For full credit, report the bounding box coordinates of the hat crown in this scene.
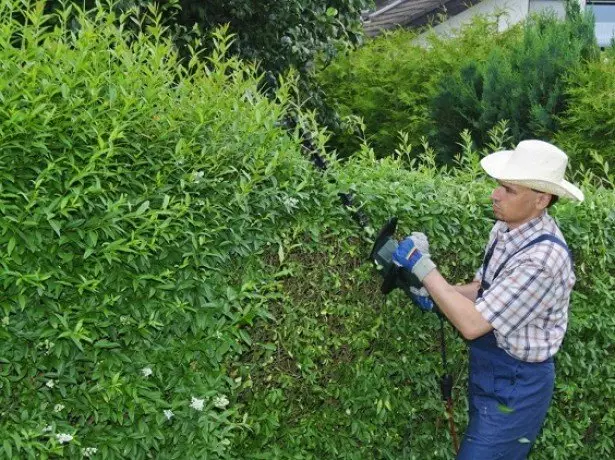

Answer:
[507,140,568,182]
[480,139,584,201]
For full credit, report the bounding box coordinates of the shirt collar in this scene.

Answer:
[495,212,549,251]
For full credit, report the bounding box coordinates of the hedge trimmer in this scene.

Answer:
[286,116,459,454]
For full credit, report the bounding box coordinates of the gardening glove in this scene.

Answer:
[409,232,430,256]
[392,234,437,282]
[407,232,435,312]
[408,285,435,312]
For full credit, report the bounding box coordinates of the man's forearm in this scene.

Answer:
[454,280,480,301]
[422,270,492,340]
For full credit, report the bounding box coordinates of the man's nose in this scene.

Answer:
[491,186,503,201]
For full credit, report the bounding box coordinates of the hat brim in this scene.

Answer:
[481,151,584,201]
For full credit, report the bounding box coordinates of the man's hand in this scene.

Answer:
[393,236,437,282]
[409,285,434,312]
[409,232,430,255]
[394,232,436,312]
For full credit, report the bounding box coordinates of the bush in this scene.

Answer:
[319,4,599,163]
[232,139,615,459]
[0,2,327,458]
[317,15,521,159]
[429,5,598,160]
[555,49,615,184]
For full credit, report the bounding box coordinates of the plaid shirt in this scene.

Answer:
[474,212,576,362]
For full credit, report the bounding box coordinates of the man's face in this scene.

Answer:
[490,181,548,229]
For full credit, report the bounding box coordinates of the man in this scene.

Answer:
[393,140,584,459]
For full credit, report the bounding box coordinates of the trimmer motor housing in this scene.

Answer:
[370,217,424,297]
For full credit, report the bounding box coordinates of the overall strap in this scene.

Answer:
[479,234,571,296]
[492,234,571,282]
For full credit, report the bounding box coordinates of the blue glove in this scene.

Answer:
[393,237,437,282]
[409,285,435,312]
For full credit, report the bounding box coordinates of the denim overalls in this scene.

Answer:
[457,235,571,460]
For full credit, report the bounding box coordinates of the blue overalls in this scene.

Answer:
[457,235,571,460]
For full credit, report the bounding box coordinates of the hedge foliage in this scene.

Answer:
[231,140,615,459]
[43,0,370,77]
[2,2,615,459]
[430,5,598,160]
[0,2,327,458]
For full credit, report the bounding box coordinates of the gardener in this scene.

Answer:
[393,140,584,459]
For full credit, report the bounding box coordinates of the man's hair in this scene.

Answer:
[547,195,559,208]
[532,189,559,208]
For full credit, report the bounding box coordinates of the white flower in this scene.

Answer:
[42,425,53,433]
[54,404,65,412]
[56,433,73,444]
[82,447,98,457]
[213,395,229,409]
[163,409,174,420]
[46,380,55,388]
[190,397,205,411]
[141,367,153,378]
[346,408,351,415]
[192,171,204,183]
[283,196,299,210]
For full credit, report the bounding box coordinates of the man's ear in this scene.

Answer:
[535,192,552,210]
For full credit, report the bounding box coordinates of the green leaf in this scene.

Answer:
[238,329,252,345]
[7,237,16,256]
[49,219,61,237]
[277,244,285,264]
[3,440,12,458]
[94,340,121,349]
[498,404,515,414]
[136,201,150,215]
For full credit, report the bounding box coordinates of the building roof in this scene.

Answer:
[363,0,484,36]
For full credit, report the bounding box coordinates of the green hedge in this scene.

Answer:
[319,6,602,166]
[429,6,598,160]
[0,3,326,458]
[1,2,614,459]
[232,145,615,459]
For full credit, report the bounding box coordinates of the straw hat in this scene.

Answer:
[480,140,584,201]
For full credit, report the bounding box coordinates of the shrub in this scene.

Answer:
[555,50,615,184]
[2,2,614,459]
[317,15,521,159]
[429,5,598,160]
[0,2,327,458]
[232,139,615,459]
